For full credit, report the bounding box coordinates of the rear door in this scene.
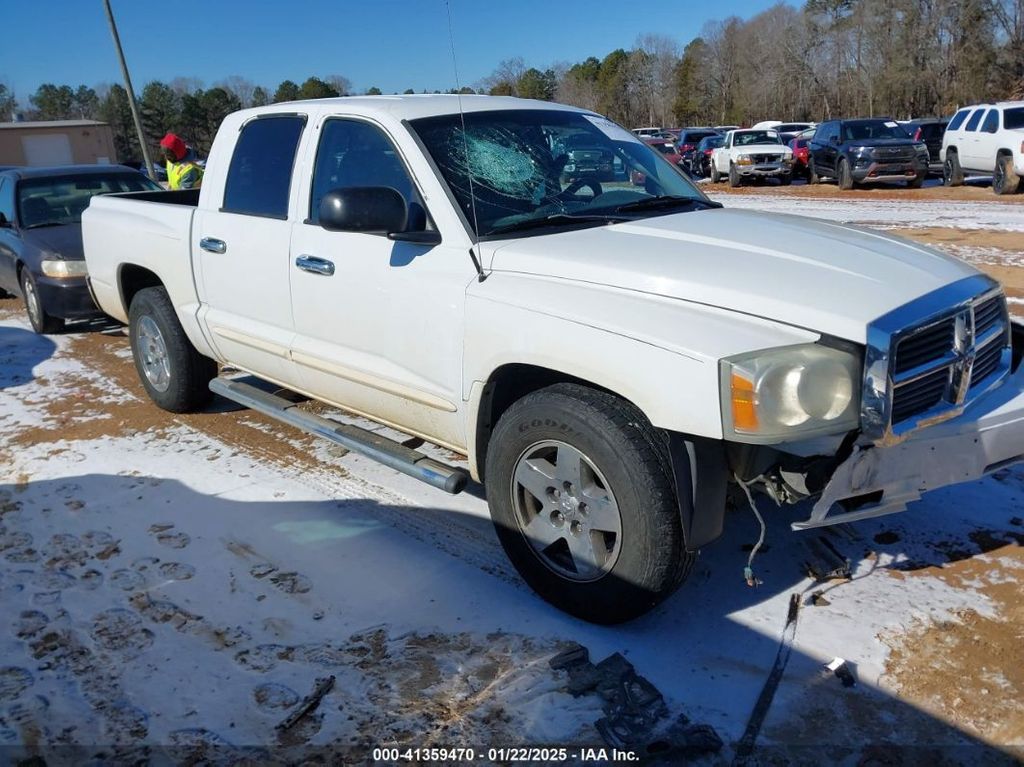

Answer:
[976,109,1002,171]
[193,113,307,388]
[959,108,987,170]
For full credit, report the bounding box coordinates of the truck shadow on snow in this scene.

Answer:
[0,324,56,390]
[1,471,1022,763]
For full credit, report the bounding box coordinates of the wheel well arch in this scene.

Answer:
[474,363,634,483]
[996,148,1013,157]
[118,264,164,315]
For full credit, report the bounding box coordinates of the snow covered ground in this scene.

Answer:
[2,193,1023,764]
[705,190,1024,233]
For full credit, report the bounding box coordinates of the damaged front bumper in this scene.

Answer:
[794,355,1024,529]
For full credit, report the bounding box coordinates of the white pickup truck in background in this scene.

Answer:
[709,128,794,187]
[83,96,1024,623]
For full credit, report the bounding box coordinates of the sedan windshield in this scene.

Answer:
[18,173,161,228]
[409,109,706,238]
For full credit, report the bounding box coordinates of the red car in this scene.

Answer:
[631,137,683,184]
[787,128,816,178]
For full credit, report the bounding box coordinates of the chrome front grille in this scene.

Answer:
[862,276,1012,445]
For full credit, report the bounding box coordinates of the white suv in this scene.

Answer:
[941,101,1024,194]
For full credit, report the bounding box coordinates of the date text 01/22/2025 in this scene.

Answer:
[371,746,640,762]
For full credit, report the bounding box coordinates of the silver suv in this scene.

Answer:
[941,101,1024,195]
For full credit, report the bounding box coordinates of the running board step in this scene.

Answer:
[209,378,469,494]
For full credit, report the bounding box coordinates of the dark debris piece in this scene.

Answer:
[803,536,853,582]
[551,647,721,758]
[809,591,831,607]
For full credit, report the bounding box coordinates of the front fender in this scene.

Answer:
[464,273,820,438]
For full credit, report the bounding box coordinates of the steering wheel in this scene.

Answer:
[558,178,603,200]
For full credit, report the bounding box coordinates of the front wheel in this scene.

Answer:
[944,152,964,187]
[907,172,924,189]
[710,162,721,184]
[779,173,792,186]
[128,286,217,413]
[20,269,64,334]
[837,158,854,190]
[484,384,693,624]
[728,163,741,187]
[808,160,821,185]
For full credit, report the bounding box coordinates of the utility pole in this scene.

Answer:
[102,0,156,180]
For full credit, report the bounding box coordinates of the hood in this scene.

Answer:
[487,208,978,343]
[846,138,918,149]
[735,143,791,153]
[23,224,84,260]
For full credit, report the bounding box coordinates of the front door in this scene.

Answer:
[288,116,473,449]
[194,114,307,388]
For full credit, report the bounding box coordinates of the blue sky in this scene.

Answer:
[4,0,789,101]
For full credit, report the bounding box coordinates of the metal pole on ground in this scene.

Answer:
[102,0,156,180]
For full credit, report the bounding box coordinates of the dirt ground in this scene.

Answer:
[1,192,1023,760]
[711,177,1024,204]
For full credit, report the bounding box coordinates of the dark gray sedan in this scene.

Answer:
[0,165,161,333]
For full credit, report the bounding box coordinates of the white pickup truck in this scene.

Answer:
[709,129,794,187]
[83,96,1024,623]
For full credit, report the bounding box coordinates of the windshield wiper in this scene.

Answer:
[613,196,723,214]
[486,213,628,237]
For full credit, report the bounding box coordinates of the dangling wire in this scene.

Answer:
[735,474,767,587]
[444,0,485,281]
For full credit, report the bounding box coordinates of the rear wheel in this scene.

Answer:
[943,151,964,187]
[837,158,854,190]
[20,269,63,335]
[993,155,1021,195]
[128,286,217,413]
[484,384,693,624]
[808,159,821,185]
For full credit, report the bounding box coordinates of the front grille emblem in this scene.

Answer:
[950,310,976,405]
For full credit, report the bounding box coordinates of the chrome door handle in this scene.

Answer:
[200,237,227,254]
[295,255,335,276]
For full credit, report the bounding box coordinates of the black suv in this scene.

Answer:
[808,118,930,189]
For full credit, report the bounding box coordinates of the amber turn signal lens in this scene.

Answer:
[731,372,758,432]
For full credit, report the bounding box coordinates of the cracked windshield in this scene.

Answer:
[410,109,707,237]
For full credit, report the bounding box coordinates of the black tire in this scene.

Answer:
[20,269,64,334]
[484,383,694,624]
[944,151,963,187]
[779,173,792,186]
[808,159,820,184]
[128,286,216,413]
[710,162,721,184]
[993,155,1021,195]
[837,158,854,190]
[728,163,741,188]
[907,172,924,189]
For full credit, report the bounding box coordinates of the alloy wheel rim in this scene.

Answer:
[23,278,40,326]
[510,439,623,582]
[137,316,171,392]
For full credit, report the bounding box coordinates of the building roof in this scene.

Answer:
[0,120,110,130]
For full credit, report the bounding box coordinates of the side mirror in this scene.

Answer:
[829,135,840,145]
[319,187,407,234]
[0,212,10,228]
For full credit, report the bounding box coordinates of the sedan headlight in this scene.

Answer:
[40,259,89,278]
[721,343,861,442]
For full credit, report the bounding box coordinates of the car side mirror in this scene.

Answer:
[830,135,840,145]
[0,212,10,228]
[319,187,407,235]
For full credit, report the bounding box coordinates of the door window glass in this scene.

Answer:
[223,115,305,218]
[309,119,425,229]
[964,109,985,132]
[981,109,999,133]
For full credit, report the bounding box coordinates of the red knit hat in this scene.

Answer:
[159,132,187,161]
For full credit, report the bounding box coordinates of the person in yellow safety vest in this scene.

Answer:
[159,132,204,190]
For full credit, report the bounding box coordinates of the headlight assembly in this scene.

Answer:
[40,259,89,278]
[721,343,861,442]
[736,154,753,165]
